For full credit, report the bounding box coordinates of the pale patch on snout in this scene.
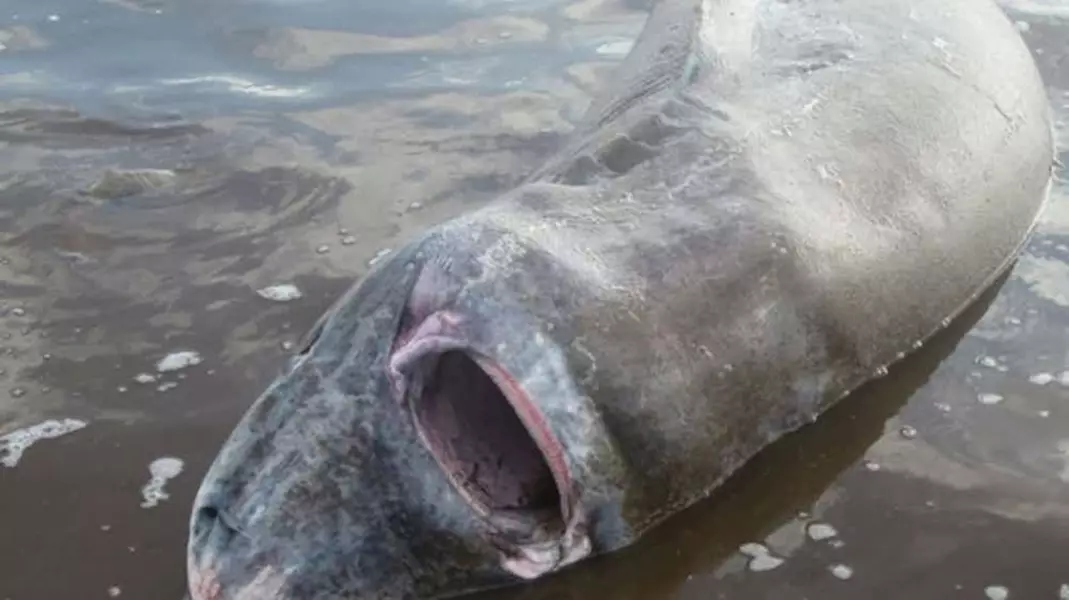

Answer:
[189,562,288,600]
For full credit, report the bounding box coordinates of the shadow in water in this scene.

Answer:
[469,268,1011,600]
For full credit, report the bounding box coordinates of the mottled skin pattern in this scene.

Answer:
[186,0,1055,598]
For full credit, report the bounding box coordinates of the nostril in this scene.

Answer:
[193,506,216,540]
[193,505,239,544]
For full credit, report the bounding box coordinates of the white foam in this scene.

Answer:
[368,248,392,267]
[256,284,302,302]
[140,457,184,508]
[595,40,635,57]
[158,75,311,98]
[1,419,88,468]
[977,393,1004,405]
[156,350,202,373]
[985,585,1009,600]
[1030,372,1054,385]
[738,542,784,572]
[1059,583,1069,600]
[806,522,838,541]
[749,554,784,572]
[133,373,156,384]
[830,564,854,580]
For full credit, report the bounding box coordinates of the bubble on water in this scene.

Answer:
[10,387,25,398]
[935,402,952,412]
[1,418,88,467]
[108,586,121,597]
[1039,410,1051,418]
[830,564,853,580]
[134,373,156,384]
[978,356,999,368]
[140,457,184,508]
[912,340,923,349]
[807,522,838,541]
[748,554,784,572]
[984,585,1009,600]
[1015,20,1031,31]
[338,228,350,236]
[738,542,767,557]
[316,245,330,254]
[10,307,25,317]
[47,14,59,21]
[1006,316,1022,325]
[1030,372,1054,385]
[1058,371,1069,386]
[157,381,177,392]
[899,425,917,439]
[977,393,1004,405]
[117,386,128,393]
[1059,583,1069,600]
[875,365,888,377]
[829,539,846,548]
[256,284,302,302]
[156,350,201,373]
[100,524,111,531]
[738,542,784,572]
[281,340,295,351]
[863,460,881,471]
[596,39,635,57]
[341,236,357,246]
[368,248,392,267]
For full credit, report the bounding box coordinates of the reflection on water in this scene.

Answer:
[0,0,1067,599]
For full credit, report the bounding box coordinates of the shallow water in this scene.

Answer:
[0,0,1067,598]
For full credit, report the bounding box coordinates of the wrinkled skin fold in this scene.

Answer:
[186,0,1055,598]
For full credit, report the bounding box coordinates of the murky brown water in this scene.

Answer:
[1,0,1067,598]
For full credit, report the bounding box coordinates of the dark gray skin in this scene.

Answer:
[186,0,1055,598]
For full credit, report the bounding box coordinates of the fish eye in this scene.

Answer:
[296,317,327,356]
[282,315,328,374]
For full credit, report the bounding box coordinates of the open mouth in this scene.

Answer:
[388,315,589,578]
[411,350,564,534]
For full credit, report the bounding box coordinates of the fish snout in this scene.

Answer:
[188,502,286,600]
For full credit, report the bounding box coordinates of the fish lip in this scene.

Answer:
[395,340,594,577]
[388,309,592,578]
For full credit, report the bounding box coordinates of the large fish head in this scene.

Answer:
[185,242,595,600]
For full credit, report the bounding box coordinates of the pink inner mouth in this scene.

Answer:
[389,310,591,577]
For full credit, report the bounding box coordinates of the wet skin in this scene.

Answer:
[186,0,1054,598]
